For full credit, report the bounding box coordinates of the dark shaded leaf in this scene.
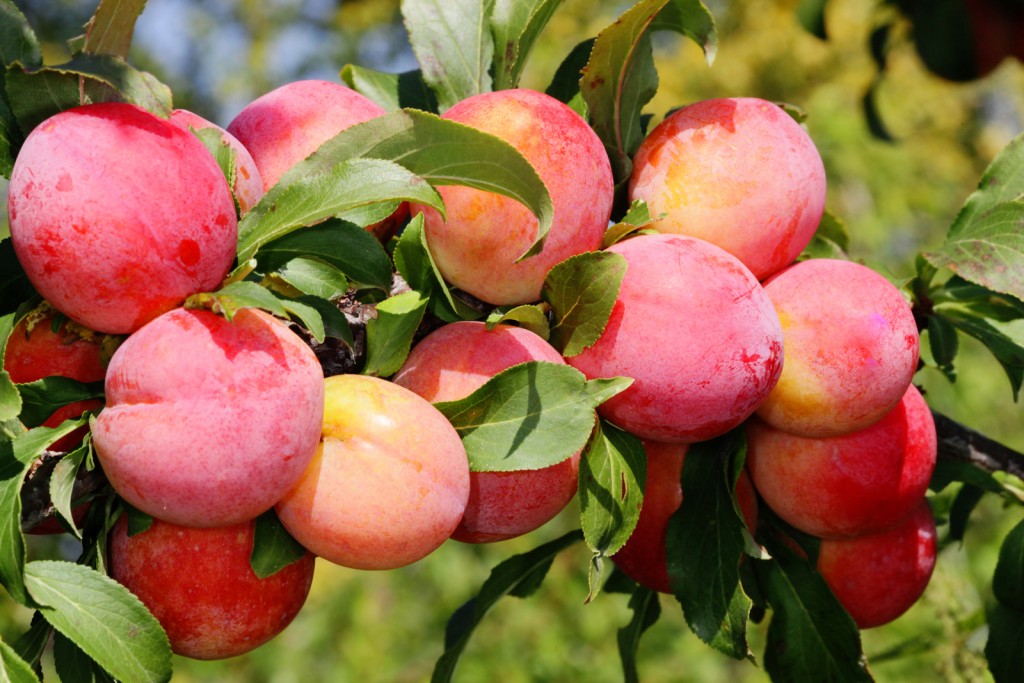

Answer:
[251,509,309,580]
[618,586,660,683]
[986,603,1024,683]
[993,517,1024,611]
[340,65,438,113]
[15,378,103,429]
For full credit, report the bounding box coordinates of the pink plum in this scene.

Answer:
[109,516,315,660]
[566,233,784,443]
[817,500,938,629]
[170,108,265,215]
[756,258,920,437]
[629,97,827,281]
[8,103,237,334]
[412,88,614,306]
[746,385,937,539]
[275,374,469,570]
[393,321,580,543]
[92,307,324,527]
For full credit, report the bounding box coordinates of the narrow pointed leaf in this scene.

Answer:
[0,1,41,68]
[0,242,35,316]
[666,430,753,659]
[49,445,88,540]
[993,518,1024,611]
[362,291,429,377]
[0,313,19,421]
[434,362,628,472]
[936,310,1024,399]
[402,0,495,112]
[987,604,1024,683]
[394,214,483,322]
[82,0,147,59]
[53,631,114,683]
[24,560,172,683]
[580,420,645,558]
[491,0,563,90]
[0,638,37,683]
[618,586,661,683]
[432,530,583,683]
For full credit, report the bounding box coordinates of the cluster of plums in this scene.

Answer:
[5,75,936,660]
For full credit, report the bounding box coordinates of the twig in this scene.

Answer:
[932,410,1024,481]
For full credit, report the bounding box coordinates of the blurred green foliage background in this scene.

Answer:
[4,0,1024,681]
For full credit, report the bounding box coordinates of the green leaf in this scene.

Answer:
[931,276,1024,322]
[666,431,753,659]
[800,210,851,261]
[362,291,429,378]
[277,297,326,344]
[189,127,237,202]
[617,585,661,683]
[82,0,146,59]
[993,517,1024,611]
[490,0,563,90]
[542,251,627,357]
[53,631,114,683]
[185,281,288,321]
[987,603,1024,683]
[795,0,829,39]
[928,458,1003,494]
[545,38,594,116]
[580,420,645,559]
[581,0,716,183]
[434,362,630,472]
[294,295,354,348]
[250,509,309,580]
[0,313,20,421]
[123,503,153,537]
[432,530,583,683]
[926,315,959,382]
[241,108,554,264]
[12,612,50,675]
[24,560,172,683]
[755,536,872,683]
[0,638,38,683]
[484,305,550,340]
[271,258,349,301]
[237,157,443,262]
[340,65,438,113]
[15,378,103,429]
[948,483,987,543]
[6,53,172,134]
[402,0,495,112]
[0,242,36,316]
[936,309,1024,399]
[1,418,88,607]
[925,134,1024,302]
[0,1,41,68]
[49,445,88,540]
[256,220,394,292]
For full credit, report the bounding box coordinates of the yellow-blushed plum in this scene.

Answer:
[275,375,470,570]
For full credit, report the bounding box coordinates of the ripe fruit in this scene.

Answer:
[4,304,106,451]
[566,233,783,443]
[611,440,758,594]
[8,102,237,334]
[756,258,920,438]
[817,500,938,629]
[413,88,614,306]
[109,515,315,660]
[393,321,580,543]
[170,108,265,215]
[275,374,470,570]
[92,307,324,528]
[628,97,826,281]
[746,385,937,539]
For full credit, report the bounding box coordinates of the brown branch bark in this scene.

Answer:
[933,410,1024,481]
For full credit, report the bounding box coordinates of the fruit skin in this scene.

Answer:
[629,97,826,281]
[566,233,784,444]
[275,374,469,570]
[412,88,614,306]
[227,79,405,240]
[92,307,324,528]
[170,108,265,215]
[746,385,936,539]
[8,102,237,334]
[756,258,920,438]
[393,321,580,543]
[109,515,315,660]
[817,500,938,629]
[611,440,758,594]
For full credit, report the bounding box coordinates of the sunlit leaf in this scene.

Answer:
[363,291,429,377]
[542,251,626,357]
[491,0,563,90]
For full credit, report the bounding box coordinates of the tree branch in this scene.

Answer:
[933,410,1024,481]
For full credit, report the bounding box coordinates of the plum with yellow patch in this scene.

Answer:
[628,97,826,281]
[412,88,614,306]
[756,258,920,438]
[275,375,470,569]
